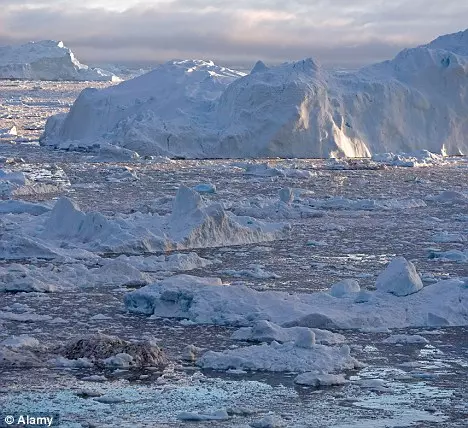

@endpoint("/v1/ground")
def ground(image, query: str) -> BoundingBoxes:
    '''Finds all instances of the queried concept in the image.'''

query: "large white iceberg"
[0,40,118,81]
[41,30,468,157]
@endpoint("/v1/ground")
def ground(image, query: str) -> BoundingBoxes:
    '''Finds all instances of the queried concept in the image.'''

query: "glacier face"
[0,40,118,82]
[41,30,468,158]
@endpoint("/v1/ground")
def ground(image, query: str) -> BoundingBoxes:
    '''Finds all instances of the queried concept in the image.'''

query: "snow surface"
[0,40,118,82]
[41,30,468,158]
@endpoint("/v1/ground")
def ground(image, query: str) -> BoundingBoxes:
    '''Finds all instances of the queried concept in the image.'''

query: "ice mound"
[0,264,57,292]
[0,200,50,215]
[1,335,40,349]
[329,279,361,298]
[371,150,446,167]
[428,190,468,204]
[229,192,425,220]
[375,257,423,296]
[0,165,70,199]
[115,252,214,272]
[0,40,118,81]
[41,30,468,157]
[41,187,287,253]
[125,268,468,329]
[198,341,359,373]
[294,372,347,387]
[429,249,468,263]
[383,334,429,344]
[231,321,346,345]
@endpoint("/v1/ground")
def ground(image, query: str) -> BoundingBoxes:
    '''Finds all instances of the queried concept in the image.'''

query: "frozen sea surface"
[0,81,467,427]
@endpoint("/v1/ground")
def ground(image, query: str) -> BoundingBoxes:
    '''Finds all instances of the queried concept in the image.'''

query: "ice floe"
[125,265,468,329]
[198,341,359,373]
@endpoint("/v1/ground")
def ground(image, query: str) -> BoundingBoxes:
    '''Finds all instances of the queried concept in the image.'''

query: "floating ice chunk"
[0,200,50,215]
[193,183,216,194]
[329,279,361,298]
[432,231,466,243]
[232,321,345,345]
[49,356,94,368]
[105,166,139,182]
[383,334,429,344]
[244,163,285,177]
[198,341,359,373]
[429,249,468,262]
[221,265,279,279]
[0,346,43,367]
[429,190,468,204]
[250,414,286,428]
[356,379,391,391]
[93,143,140,162]
[294,372,347,387]
[371,150,445,167]
[1,335,40,348]
[177,409,229,421]
[376,257,423,296]
[116,252,213,272]
[0,264,57,293]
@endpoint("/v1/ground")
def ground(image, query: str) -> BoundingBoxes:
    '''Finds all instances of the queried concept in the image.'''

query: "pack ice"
[41,30,468,157]
[0,40,118,81]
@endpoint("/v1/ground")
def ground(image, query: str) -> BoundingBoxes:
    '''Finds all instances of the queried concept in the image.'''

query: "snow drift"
[41,30,468,157]
[0,40,118,81]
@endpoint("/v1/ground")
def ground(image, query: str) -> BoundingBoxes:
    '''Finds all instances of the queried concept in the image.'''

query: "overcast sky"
[1,0,467,68]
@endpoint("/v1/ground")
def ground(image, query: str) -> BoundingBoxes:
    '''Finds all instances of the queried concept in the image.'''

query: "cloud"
[0,0,466,67]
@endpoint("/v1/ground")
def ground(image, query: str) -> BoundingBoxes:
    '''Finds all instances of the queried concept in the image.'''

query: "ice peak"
[423,28,468,56]
[250,60,269,74]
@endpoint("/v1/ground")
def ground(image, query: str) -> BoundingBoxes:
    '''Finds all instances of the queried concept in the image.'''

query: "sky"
[0,0,467,68]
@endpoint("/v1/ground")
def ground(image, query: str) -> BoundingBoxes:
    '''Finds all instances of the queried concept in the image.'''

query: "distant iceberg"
[0,40,119,81]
